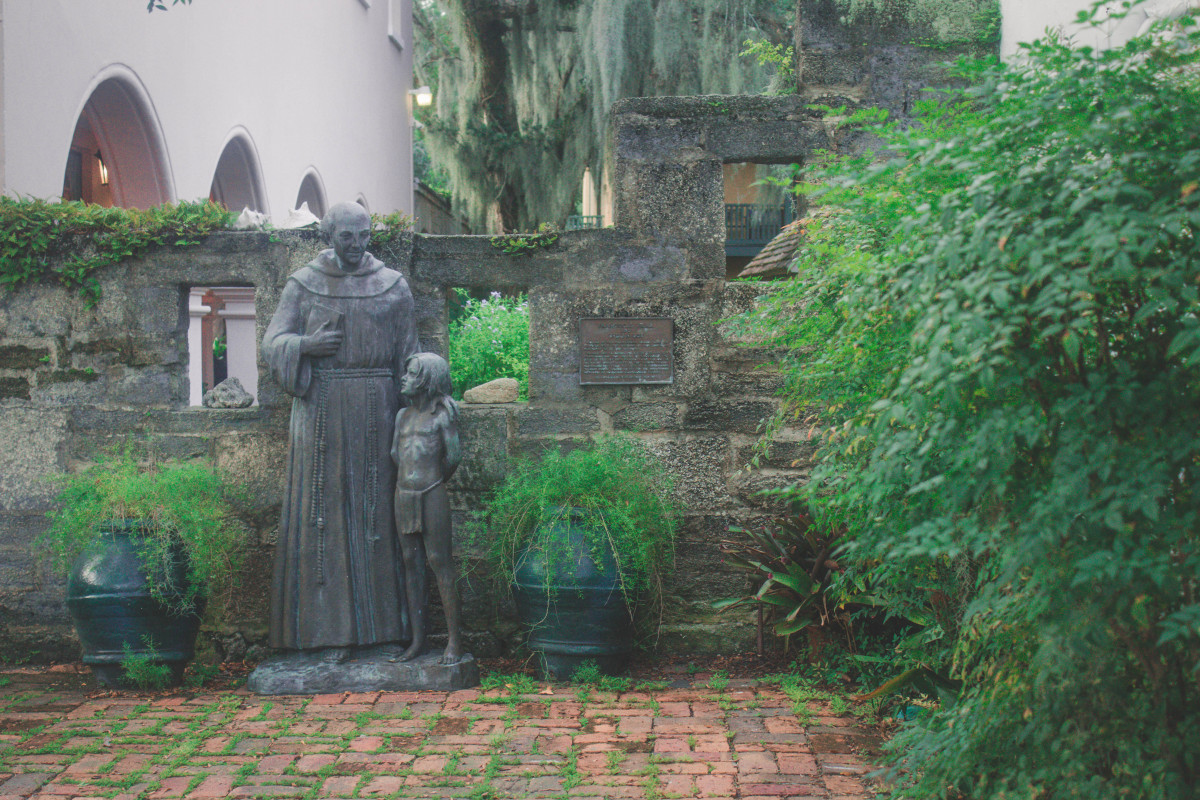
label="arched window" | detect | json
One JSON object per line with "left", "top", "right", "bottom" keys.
{"left": 209, "top": 130, "right": 268, "bottom": 215}
{"left": 295, "top": 170, "right": 327, "bottom": 219}
{"left": 62, "top": 70, "right": 173, "bottom": 208}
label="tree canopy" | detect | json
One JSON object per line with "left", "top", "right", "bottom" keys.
{"left": 413, "top": 0, "right": 792, "bottom": 232}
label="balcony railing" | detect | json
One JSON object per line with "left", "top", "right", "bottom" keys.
{"left": 566, "top": 214, "right": 603, "bottom": 231}
{"left": 725, "top": 202, "right": 794, "bottom": 257}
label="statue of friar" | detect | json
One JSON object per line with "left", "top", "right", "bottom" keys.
{"left": 262, "top": 201, "right": 418, "bottom": 663}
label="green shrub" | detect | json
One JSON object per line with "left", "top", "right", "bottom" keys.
{"left": 474, "top": 435, "right": 678, "bottom": 633}
{"left": 448, "top": 291, "right": 530, "bottom": 399}
{"left": 40, "top": 451, "right": 247, "bottom": 615}
{"left": 737, "top": 3, "right": 1200, "bottom": 796}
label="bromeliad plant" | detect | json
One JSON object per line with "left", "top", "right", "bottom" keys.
{"left": 39, "top": 451, "right": 247, "bottom": 615}
{"left": 715, "top": 508, "right": 858, "bottom": 644}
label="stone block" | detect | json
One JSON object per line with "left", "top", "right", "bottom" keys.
{"left": 656, "top": 619, "right": 757, "bottom": 655}
{"left": 683, "top": 399, "right": 778, "bottom": 435}
{"left": 215, "top": 432, "right": 289, "bottom": 514}
{"left": 0, "top": 343, "right": 51, "bottom": 369}
{"left": 528, "top": 286, "right": 716, "bottom": 403}
{"left": 0, "top": 283, "right": 74, "bottom": 336}
{"left": 0, "top": 376, "right": 31, "bottom": 400}
{"left": 713, "top": 369, "right": 787, "bottom": 398}
{"left": 0, "top": 406, "right": 68, "bottom": 511}
{"left": 612, "top": 402, "right": 681, "bottom": 432}
{"left": 735, "top": 439, "right": 816, "bottom": 471}
{"left": 644, "top": 436, "right": 732, "bottom": 512}
{"left": 662, "top": 515, "right": 753, "bottom": 608}
{"left": 463, "top": 377, "right": 519, "bottom": 404}
{"left": 132, "top": 287, "right": 187, "bottom": 335}
{"left": 453, "top": 405, "right": 513, "bottom": 492}
{"left": 613, "top": 157, "right": 725, "bottom": 244}
{"left": 412, "top": 235, "right": 560, "bottom": 292}
{"left": 247, "top": 650, "right": 480, "bottom": 694}
{"left": 514, "top": 406, "right": 600, "bottom": 437}
{"left": 734, "top": 471, "right": 808, "bottom": 511}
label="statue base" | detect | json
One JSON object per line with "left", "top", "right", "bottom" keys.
{"left": 246, "top": 646, "right": 480, "bottom": 695}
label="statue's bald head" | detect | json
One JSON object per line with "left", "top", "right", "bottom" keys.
{"left": 321, "top": 202, "right": 371, "bottom": 238}
{"left": 322, "top": 202, "right": 372, "bottom": 271}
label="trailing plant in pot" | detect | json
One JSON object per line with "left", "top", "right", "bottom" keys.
{"left": 476, "top": 435, "right": 678, "bottom": 679}
{"left": 38, "top": 452, "right": 246, "bottom": 688}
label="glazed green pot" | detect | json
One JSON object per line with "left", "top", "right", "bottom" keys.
{"left": 65, "top": 520, "right": 202, "bottom": 688}
{"left": 512, "top": 507, "right": 633, "bottom": 680}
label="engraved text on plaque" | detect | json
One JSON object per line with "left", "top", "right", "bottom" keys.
{"left": 579, "top": 318, "right": 674, "bottom": 385}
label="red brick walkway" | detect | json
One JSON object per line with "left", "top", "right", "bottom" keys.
{"left": 0, "top": 671, "right": 881, "bottom": 799}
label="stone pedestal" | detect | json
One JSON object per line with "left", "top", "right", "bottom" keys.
{"left": 247, "top": 647, "right": 479, "bottom": 695}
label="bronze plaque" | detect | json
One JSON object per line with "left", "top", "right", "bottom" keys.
{"left": 579, "top": 317, "right": 674, "bottom": 385}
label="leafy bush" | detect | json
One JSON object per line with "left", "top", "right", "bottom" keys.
{"left": 40, "top": 451, "right": 247, "bottom": 615}
{"left": 736, "top": 4, "right": 1200, "bottom": 796}
{"left": 448, "top": 290, "right": 530, "bottom": 399}
{"left": 474, "top": 435, "right": 678, "bottom": 627}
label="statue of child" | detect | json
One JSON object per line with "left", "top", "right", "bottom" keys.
{"left": 390, "top": 352, "right": 465, "bottom": 664}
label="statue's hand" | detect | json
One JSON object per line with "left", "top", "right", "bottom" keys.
{"left": 301, "top": 322, "right": 344, "bottom": 357}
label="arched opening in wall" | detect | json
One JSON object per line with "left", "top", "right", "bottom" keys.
{"left": 209, "top": 134, "right": 268, "bottom": 216}
{"left": 295, "top": 171, "right": 327, "bottom": 219}
{"left": 62, "top": 76, "right": 173, "bottom": 208}
{"left": 188, "top": 287, "right": 258, "bottom": 407}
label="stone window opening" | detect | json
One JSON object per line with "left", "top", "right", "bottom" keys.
{"left": 187, "top": 287, "right": 258, "bottom": 407}
{"left": 446, "top": 286, "right": 529, "bottom": 404}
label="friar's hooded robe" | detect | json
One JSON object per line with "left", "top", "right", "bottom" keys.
{"left": 262, "top": 249, "right": 418, "bottom": 649}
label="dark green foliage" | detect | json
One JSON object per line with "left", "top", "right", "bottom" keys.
{"left": 715, "top": 508, "right": 860, "bottom": 639}
{"left": 40, "top": 452, "right": 247, "bottom": 616}
{"left": 0, "top": 198, "right": 231, "bottom": 305}
{"left": 737, "top": 5, "right": 1200, "bottom": 796}
{"left": 474, "top": 435, "right": 678, "bottom": 629}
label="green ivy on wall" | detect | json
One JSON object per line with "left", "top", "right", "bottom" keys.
{"left": 0, "top": 198, "right": 232, "bottom": 306}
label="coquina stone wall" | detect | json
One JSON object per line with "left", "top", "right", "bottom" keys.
{"left": 0, "top": 97, "right": 858, "bottom": 663}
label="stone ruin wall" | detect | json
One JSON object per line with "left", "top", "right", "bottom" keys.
{"left": 0, "top": 97, "right": 859, "bottom": 663}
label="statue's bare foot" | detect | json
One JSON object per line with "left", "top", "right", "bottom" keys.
{"left": 439, "top": 641, "right": 464, "bottom": 665}
{"left": 396, "top": 641, "right": 424, "bottom": 662}
{"left": 320, "top": 646, "right": 350, "bottom": 664}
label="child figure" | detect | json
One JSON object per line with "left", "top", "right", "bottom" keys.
{"left": 390, "top": 353, "right": 465, "bottom": 664}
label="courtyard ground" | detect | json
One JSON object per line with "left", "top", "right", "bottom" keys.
{"left": 0, "top": 661, "right": 883, "bottom": 800}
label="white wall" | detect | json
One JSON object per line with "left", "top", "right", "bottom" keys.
{"left": 0, "top": 0, "right": 414, "bottom": 221}
{"left": 1001, "top": 0, "right": 1193, "bottom": 58}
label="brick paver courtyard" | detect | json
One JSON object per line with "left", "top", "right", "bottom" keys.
{"left": 0, "top": 667, "right": 881, "bottom": 799}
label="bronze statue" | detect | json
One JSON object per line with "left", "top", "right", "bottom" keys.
{"left": 262, "top": 201, "right": 418, "bottom": 663}
{"left": 391, "top": 353, "right": 466, "bottom": 665}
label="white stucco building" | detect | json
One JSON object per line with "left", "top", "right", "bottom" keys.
{"left": 1001, "top": 0, "right": 1195, "bottom": 58}
{"left": 0, "top": 0, "right": 416, "bottom": 221}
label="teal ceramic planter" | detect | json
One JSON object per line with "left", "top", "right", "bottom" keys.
{"left": 66, "top": 520, "right": 202, "bottom": 688}
{"left": 512, "top": 507, "right": 634, "bottom": 680}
